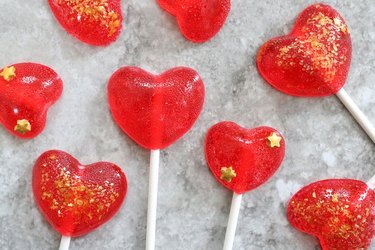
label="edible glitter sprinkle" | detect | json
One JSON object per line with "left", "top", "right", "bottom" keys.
{"left": 40, "top": 160, "right": 119, "bottom": 224}
{"left": 58, "top": 0, "right": 120, "bottom": 37}
{"left": 276, "top": 11, "right": 349, "bottom": 83}
{"left": 288, "top": 179, "right": 374, "bottom": 249}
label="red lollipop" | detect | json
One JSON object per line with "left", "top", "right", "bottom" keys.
{"left": 288, "top": 179, "right": 375, "bottom": 250}
{"left": 0, "top": 63, "right": 63, "bottom": 139}
{"left": 107, "top": 66, "right": 205, "bottom": 250}
{"left": 257, "top": 4, "right": 375, "bottom": 142}
{"left": 48, "top": 0, "right": 123, "bottom": 46}
{"left": 33, "top": 150, "right": 127, "bottom": 249}
{"left": 157, "top": 0, "right": 231, "bottom": 43}
{"left": 205, "top": 121, "right": 285, "bottom": 250}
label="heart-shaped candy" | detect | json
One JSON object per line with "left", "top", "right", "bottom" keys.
{"left": 205, "top": 122, "right": 285, "bottom": 194}
{"left": 257, "top": 4, "right": 351, "bottom": 97}
{"left": 288, "top": 179, "right": 375, "bottom": 249}
{"left": 48, "top": 0, "right": 123, "bottom": 46}
{"left": 157, "top": 0, "right": 231, "bottom": 43}
{"left": 0, "top": 63, "right": 63, "bottom": 139}
{"left": 108, "top": 66, "right": 205, "bottom": 150}
{"left": 33, "top": 150, "right": 127, "bottom": 237}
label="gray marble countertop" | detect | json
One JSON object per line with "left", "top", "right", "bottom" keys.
{"left": 0, "top": 0, "right": 374, "bottom": 249}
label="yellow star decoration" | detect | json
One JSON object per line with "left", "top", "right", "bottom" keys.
{"left": 267, "top": 132, "right": 282, "bottom": 148}
{"left": 220, "top": 166, "right": 237, "bottom": 183}
{"left": 0, "top": 66, "right": 16, "bottom": 81}
{"left": 14, "top": 119, "right": 31, "bottom": 134}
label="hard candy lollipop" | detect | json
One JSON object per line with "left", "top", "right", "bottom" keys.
{"left": 288, "top": 179, "right": 375, "bottom": 250}
{"left": 0, "top": 63, "right": 63, "bottom": 139}
{"left": 33, "top": 150, "right": 127, "bottom": 250}
{"left": 205, "top": 121, "right": 285, "bottom": 250}
{"left": 157, "top": 0, "right": 231, "bottom": 43}
{"left": 108, "top": 66, "right": 205, "bottom": 250}
{"left": 257, "top": 4, "right": 375, "bottom": 143}
{"left": 48, "top": 0, "right": 123, "bottom": 46}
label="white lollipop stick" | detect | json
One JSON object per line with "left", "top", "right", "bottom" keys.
{"left": 146, "top": 149, "right": 160, "bottom": 250}
{"left": 336, "top": 88, "right": 375, "bottom": 143}
{"left": 223, "top": 193, "right": 243, "bottom": 250}
{"left": 367, "top": 175, "right": 375, "bottom": 190}
{"left": 59, "top": 236, "right": 71, "bottom": 250}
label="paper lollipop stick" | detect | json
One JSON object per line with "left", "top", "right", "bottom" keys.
{"left": 336, "top": 89, "right": 375, "bottom": 142}
{"left": 108, "top": 66, "right": 205, "bottom": 250}
{"left": 288, "top": 178, "right": 375, "bottom": 250}
{"left": 257, "top": 4, "right": 375, "bottom": 143}
{"left": 205, "top": 122, "right": 285, "bottom": 250}
{"left": 223, "top": 193, "right": 242, "bottom": 250}
{"left": 59, "top": 236, "right": 71, "bottom": 250}
{"left": 368, "top": 174, "right": 375, "bottom": 190}
{"left": 0, "top": 63, "right": 63, "bottom": 139}
{"left": 146, "top": 149, "right": 160, "bottom": 249}
{"left": 33, "top": 150, "right": 127, "bottom": 249}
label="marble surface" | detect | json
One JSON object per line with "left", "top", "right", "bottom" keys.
{"left": 0, "top": 0, "right": 374, "bottom": 249}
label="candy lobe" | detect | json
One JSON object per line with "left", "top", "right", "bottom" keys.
{"left": 0, "top": 63, "right": 63, "bottom": 139}
{"left": 157, "top": 0, "right": 231, "bottom": 43}
{"left": 48, "top": 0, "right": 123, "bottom": 46}
{"left": 257, "top": 4, "right": 352, "bottom": 97}
{"left": 33, "top": 150, "right": 127, "bottom": 237}
{"left": 288, "top": 179, "right": 375, "bottom": 250}
{"left": 108, "top": 66, "right": 205, "bottom": 150}
{"left": 205, "top": 122, "right": 285, "bottom": 194}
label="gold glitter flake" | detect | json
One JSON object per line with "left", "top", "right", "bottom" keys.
{"left": 0, "top": 66, "right": 16, "bottom": 81}
{"left": 332, "top": 193, "right": 339, "bottom": 202}
{"left": 14, "top": 119, "right": 31, "bottom": 134}
{"left": 40, "top": 167, "right": 119, "bottom": 223}
{"left": 59, "top": 0, "right": 120, "bottom": 37}
{"left": 277, "top": 12, "right": 349, "bottom": 83}
{"left": 267, "top": 132, "right": 282, "bottom": 148}
{"left": 220, "top": 166, "right": 237, "bottom": 183}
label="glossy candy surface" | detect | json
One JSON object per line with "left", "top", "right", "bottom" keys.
{"left": 205, "top": 122, "right": 285, "bottom": 194}
{"left": 33, "top": 150, "right": 127, "bottom": 237}
{"left": 108, "top": 66, "right": 205, "bottom": 150}
{"left": 157, "top": 0, "right": 231, "bottom": 43}
{"left": 48, "top": 0, "right": 122, "bottom": 46}
{"left": 288, "top": 179, "right": 375, "bottom": 250}
{"left": 0, "top": 63, "right": 63, "bottom": 139}
{"left": 257, "top": 4, "right": 351, "bottom": 97}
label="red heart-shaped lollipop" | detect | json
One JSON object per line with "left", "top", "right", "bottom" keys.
{"left": 33, "top": 150, "right": 127, "bottom": 237}
{"left": 288, "top": 179, "right": 375, "bottom": 250}
{"left": 157, "top": 0, "right": 231, "bottom": 43}
{"left": 108, "top": 66, "right": 205, "bottom": 150}
{"left": 0, "top": 63, "right": 63, "bottom": 139}
{"left": 205, "top": 122, "right": 285, "bottom": 194}
{"left": 257, "top": 4, "right": 351, "bottom": 97}
{"left": 48, "top": 0, "right": 123, "bottom": 46}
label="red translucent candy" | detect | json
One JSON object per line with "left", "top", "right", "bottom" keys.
{"left": 204, "top": 122, "right": 285, "bottom": 194}
{"left": 257, "top": 4, "right": 352, "bottom": 97}
{"left": 288, "top": 179, "right": 375, "bottom": 250}
{"left": 48, "top": 0, "right": 123, "bottom": 46}
{"left": 108, "top": 66, "right": 205, "bottom": 150}
{"left": 0, "top": 63, "right": 63, "bottom": 139}
{"left": 157, "top": 0, "right": 231, "bottom": 43}
{"left": 32, "top": 150, "right": 127, "bottom": 237}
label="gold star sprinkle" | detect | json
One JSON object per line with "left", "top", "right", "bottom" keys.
{"left": 14, "top": 119, "right": 31, "bottom": 134}
{"left": 0, "top": 66, "right": 16, "bottom": 81}
{"left": 267, "top": 132, "right": 282, "bottom": 148}
{"left": 220, "top": 166, "right": 237, "bottom": 183}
